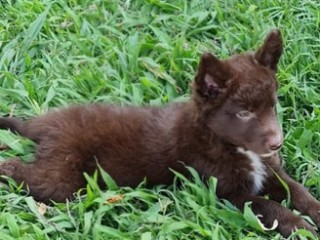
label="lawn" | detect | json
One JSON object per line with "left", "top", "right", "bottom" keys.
{"left": 0, "top": 0, "right": 320, "bottom": 239}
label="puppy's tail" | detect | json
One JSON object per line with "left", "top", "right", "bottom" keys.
{"left": 0, "top": 117, "right": 29, "bottom": 138}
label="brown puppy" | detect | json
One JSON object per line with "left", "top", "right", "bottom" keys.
{"left": 0, "top": 30, "right": 319, "bottom": 238}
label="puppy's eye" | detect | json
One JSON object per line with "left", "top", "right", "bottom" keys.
{"left": 236, "top": 110, "right": 252, "bottom": 119}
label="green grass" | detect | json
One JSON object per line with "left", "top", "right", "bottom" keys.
{"left": 0, "top": 0, "right": 320, "bottom": 239}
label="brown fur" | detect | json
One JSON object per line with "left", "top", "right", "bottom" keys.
{"left": 0, "top": 30, "right": 319, "bottom": 238}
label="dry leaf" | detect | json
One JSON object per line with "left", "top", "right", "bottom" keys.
{"left": 106, "top": 194, "right": 124, "bottom": 204}
{"left": 37, "top": 202, "right": 47, "bottom": 215}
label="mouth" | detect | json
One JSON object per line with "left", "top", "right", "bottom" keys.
{"left": 259, "top": 151, "right": 277, "bottom": 158}
{"left": 237, "top": 146, "right": 279, "bottom": 159}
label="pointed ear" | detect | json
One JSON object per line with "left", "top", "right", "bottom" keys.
{"left": 194, "top": 52, "right": 229, "bottom": 98}
{"left": 255, "top": 29, "right": 283, "bottom": 71}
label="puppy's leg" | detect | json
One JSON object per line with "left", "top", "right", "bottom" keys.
{"left": 226, "top": 194, "right": 317, "bottom": 238}
{"left": 264, "top": 169, "right": 320, "bottom": 228}
{"left": 0, "top": 157, "right": 85, "bottom": 203}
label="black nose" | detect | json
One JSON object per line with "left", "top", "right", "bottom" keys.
{"left": 270, "top": 142, "right": 282, "bottom": 151}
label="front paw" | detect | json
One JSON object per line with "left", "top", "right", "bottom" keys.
{"left": 278, "top": 217, "right": 317, "bottom": 238}
{"left": 308, "top": 203, "right": 320, "bottom": 228}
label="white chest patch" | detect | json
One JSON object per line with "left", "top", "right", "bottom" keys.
{"left": 237, "top": 147, "right": 267, "bottom": 194}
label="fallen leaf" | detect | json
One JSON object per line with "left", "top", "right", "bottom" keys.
{"left": 106, "top": 194, "right": 124, "bottom": 204}
{"left": 37, "top": 202, "right": 47, "bottom": 215}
